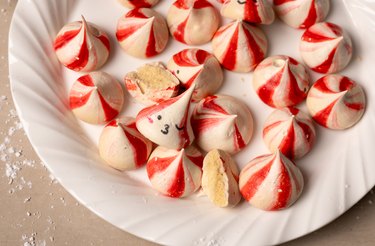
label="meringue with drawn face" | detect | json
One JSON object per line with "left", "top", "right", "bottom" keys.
{"left": 136, "top": 86, "right": 195, "bottom": 150}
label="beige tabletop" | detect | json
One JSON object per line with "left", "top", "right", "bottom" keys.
{"left": 1, "top": 1, "right": 374, "bottom": 246}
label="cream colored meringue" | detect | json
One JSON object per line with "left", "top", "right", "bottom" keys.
{"left": 202, "top": 149, "right": 241, "bottom": 208}
{"left": 124, "top": 62, "right": 180, "bottom": 106}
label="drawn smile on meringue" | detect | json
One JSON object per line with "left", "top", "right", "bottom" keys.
{"left": 175, "top": 124, "right": 185, "bottom": 131}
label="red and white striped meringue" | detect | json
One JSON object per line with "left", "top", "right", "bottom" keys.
{"left": 167, "top": 0, "right": 220, "bottom": 45}
{"left": 253, "top": 55, "right": 310, "bottom": 108}
{"left": 239, "top": 151, "right": 304, "bottom": 211}
{"left": 274, "top": 0, "right": 330, "bottom": 29}
{"left": 212, "top": 20, "right": 268, "bottom": 73}
{"left": 147, "top": 145, "right": 204, "bottom": 198}
{"left": 221, "top": 0, "right": 275, "bottom": 25}
{"left": 116, "top": 8, "right": 169, "bottom": 58}
{"left": 69, "top": 72, "right": 124, "bottom": 124}
{"left": 118, "top": 0, "right": 160, "bottom": 8}
{"left": 124, "top": 62, "right": 180, "bottom": 106}
{"left": 54, "top": 16, "right": 110, "bottom": 72}
{"left": 263, "top": 107, "right": 316, "bottom": 159}
{"left": 306, "top": 75, "right": 366, "bottom": 130}
{"left": 191, "top": 95, "right": 253, "bottom": 154}
{"left": 99, "top": 117, "right": 153, "bottom": 171}
{"left": 167, "top": 49, "right": 223, "bottom": 102}
{"left": 300, "top": 22, "right": 353, "bottom": 74}
{"left": 136, "top": 86, "right": 195, "bottom": 150}
{"left": 202, "top": 149, "right": 241, "bottom": 208}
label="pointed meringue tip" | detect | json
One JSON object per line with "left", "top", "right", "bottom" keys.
{"left": 81, "top": 15, "right": 88, "bottom": 26}
{"left": 275, "top": 149, "right": 283, "bottom": 158}
{"left": 229, "top": 114, "right": 238, "bottom": 120}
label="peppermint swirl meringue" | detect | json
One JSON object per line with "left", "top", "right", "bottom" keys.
{"left": 136, "top": 86, "right": 195, "bottom": 150}
{"left": 147, "top": 145, "right": 204, "bottom": 198}
{"left": 253, "top": 55, "right": 310, "bottom": 108}
{"left": 99, "top": 117, "right": 153, "bottom": 171}
{"left": 221, "top": 0, "right": 275, "bottom": 25}
{"left": 167, "top": 48, "right": 223, "bottom": 102}
{"left": 167, "top": 0, "right": 220, "bottom": 45}
{"left": 124, "top": 62, "right": 180, "bottom": 106}
{"left": 202, "top": 149, "right": 241, "bottom": 208}
{"left": 300, "top": 22, "right": 353, "bottom": 74}
{"left": 274, "top": 0, "right": 330, "bottom": 29}
{"left": 239, "top": 151, "right": 304, "bottom": 211}
{"left": 212, "top": 20, "right": 268, "bottom": 72}
{"left": 118, "top": 0, "right": 160, "bottom": 8}
{"left": 263, "top": 107, "right": 316, "bottom": 159}
{"left": 306, "top": 74, "right": 366, "bottom": 130}
{"left": 116, "top": 8, "right": 169, "bottom": 58}
{"left": 54, "top": 16, "right": 110, "bottom": 72}
{"left": 69, "top": 72, "right": 124, "bottom": 124}
{"left": 191, "top": 95, "right": 254, "bottom": 154}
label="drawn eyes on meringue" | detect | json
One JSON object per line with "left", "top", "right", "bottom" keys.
{"left": 157, "top": 115, "right": 162, "bottom": 120}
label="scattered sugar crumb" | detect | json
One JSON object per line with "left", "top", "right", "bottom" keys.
{"left": 24, "top": 197, "right": 31, "bottom": 203}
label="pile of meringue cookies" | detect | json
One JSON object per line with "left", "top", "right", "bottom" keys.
{"left": 53, "top": 0, "right": 366, "bottom": 211}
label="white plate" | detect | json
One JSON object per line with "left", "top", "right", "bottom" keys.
{"left": 9, "top": 0, "right": 375, "bottom": 245}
